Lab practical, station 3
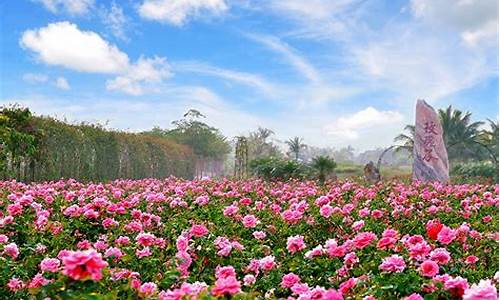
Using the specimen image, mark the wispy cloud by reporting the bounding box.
[54,77,70,90]
[22,73,49,83]
[245,33,321,83]
[137,0,228,26]
[99,2,129,41]
[35,0,95,16]
[173,61,277,95]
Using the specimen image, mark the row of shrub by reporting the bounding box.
[249,156,337,183]
[451,161,499,184]
[1,115,195,182]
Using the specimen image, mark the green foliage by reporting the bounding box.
[144,109,231,177]
[438,106,485,162]
[249,157,311,181]
[0,105,39,179]
[161,109,231,159]
[250,155,338,183]
[310,155,337,183]
[451,161,498,183]
[0,106,195,181]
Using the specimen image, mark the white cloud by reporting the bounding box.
[36,0,94,15]
[138,0,228,26]
[20,22,129,73]
[23,73,49,83]
[54,77,70,90]
[100,2,128,41]
[324,107,403,140]
[21,22,172,95]
[106,57,172,95]
[351,25,496,101]
[410,0,498,47]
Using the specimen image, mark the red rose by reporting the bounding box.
[426,221,443,240]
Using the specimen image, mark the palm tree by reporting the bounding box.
[438,106,483,162]
[311,155,337,184]
[393,125,415,157]
[285,137,306,160]
[256,127,274,141]
[393,106,484,163]
[476,119,499,165]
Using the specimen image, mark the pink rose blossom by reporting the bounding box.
[379,255,406,273]
[242,214,258,228]
[437,226,456,245]
[139,282,158,296]
[281,273,301,288]
[40,258,60,272]
[463,280,498,300]
[62,249,108,281]
[211,276,241,297]
[287,235,306,254]
[420,260,439,277]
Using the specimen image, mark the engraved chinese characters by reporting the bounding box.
[412,100,449,182]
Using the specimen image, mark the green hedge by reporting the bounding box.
[2,117,195,182]
[451,161,498,184]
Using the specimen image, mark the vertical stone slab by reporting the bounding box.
[412,99,449,182]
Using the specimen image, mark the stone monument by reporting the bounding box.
[412,99,449,182]
[364,161,381,184]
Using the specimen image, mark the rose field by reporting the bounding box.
[0,178,498,300]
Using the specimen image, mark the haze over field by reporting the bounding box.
[0,0,498,150]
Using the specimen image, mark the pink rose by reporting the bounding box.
[353,232,377,249]
[404,293,424,300]
[463,280,498,300]
[437,226,456,245]
[211,276,241,297]
[379,255,406,273]
[190,224,209,237]
[62,249,108,281]
[215,265,236,279]
[430,248,451,265]
[242,214,258,228]
[281,273,301,289]
[3,243,19,259]
[252,231,267,240]
[420,260,439,277]
[287,235,306,254]
[243,274,256,286]
[465,255,479,264]
[259,255,276,272]
[40,258,61,273]
[320,204,334,218]
[139,282,158,296]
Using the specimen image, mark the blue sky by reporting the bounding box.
[0,0,498,150]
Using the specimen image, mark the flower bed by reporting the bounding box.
[0,178,498,299]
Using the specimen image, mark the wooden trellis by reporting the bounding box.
[234,136,248,179]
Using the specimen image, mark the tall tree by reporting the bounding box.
[285,137,306,161]
[147,109,231,177]
[247,127,282,159]
[476,119,499,165]
[438,106,483,162]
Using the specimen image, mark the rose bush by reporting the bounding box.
[0,178,498,299]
